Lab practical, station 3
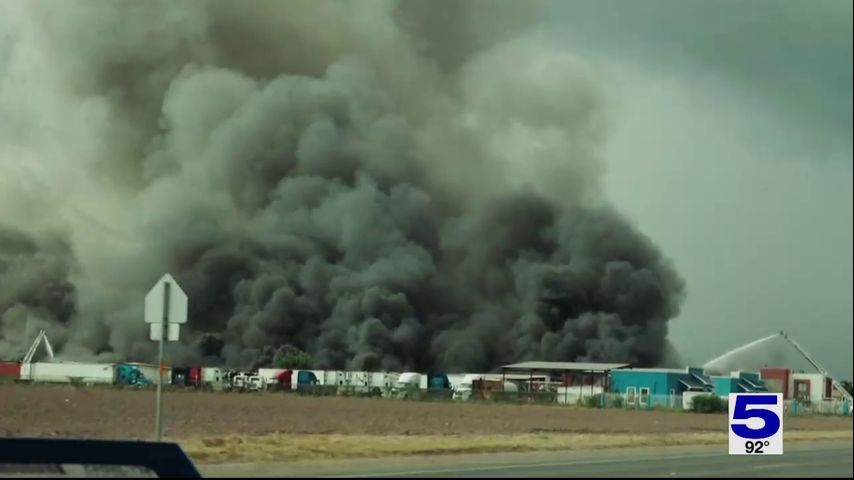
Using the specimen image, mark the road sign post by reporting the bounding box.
[154,281,169,442]
[145,274,188,443]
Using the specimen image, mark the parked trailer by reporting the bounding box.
[171,367,202,387]
[470,379,519,400]
[226,370,266,392]
[282,370,321,393]
[258,369,319,391]
[258,368,288,389]
[0,362,21,379]
[311,370,334,386]
[446,374,468,391]
[396,372,420,388]
[452,373,490,400]
[408,372,453,400]
[21,362,116,385]
[326,371,369,395]
[371,372,400,397]
[201,367,224,390]
[342,371,399,396]
[315,370,349,388]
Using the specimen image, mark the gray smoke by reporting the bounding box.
[0,0,685,370]
[0,226,76,358]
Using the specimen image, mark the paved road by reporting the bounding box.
[201,440,853,478]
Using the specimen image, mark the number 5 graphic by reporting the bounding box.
[731,394,781,439]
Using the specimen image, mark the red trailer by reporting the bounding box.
[274,370,293,391]
[0,362,22,379]
[188,367,201,387]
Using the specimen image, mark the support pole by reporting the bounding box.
[155,282,171,442]
[529,369,533,403]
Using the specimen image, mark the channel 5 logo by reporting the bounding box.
[729,393,784,455]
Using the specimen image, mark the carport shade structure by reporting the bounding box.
[499,361,630,401]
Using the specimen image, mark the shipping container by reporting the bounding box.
[23,362,116,384]
[0,362,21,379]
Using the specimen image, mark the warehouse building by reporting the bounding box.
[710,370,767,397]
[761,367,835,403]
[609,367,714,408]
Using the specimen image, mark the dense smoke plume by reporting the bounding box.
[0,0,685,371]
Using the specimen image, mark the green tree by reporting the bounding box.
[272,345,313,369]
[841,380,853,396]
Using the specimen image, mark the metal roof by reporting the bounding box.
[679,378,709,390]
[500,361,630,372]
[690,373,714,386]
[619,367,688,374]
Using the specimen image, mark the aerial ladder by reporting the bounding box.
[19,329,55,380]
[778,331,853,404]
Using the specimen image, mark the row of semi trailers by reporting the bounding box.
[2,361,595,402]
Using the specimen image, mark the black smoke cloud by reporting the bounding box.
[0,226,76,358]
[0,0,685,371]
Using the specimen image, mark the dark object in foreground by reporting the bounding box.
[0,438,201,478]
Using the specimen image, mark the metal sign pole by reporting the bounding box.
[155,282,171,442]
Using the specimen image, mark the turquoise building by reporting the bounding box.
[609,367,714,408]
[711,371,768,396]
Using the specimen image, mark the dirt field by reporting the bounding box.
[182,430,854,464]
[2,383,851,440]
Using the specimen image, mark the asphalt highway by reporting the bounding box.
[201,440,853,478]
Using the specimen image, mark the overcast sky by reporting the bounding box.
[547,0,853,378]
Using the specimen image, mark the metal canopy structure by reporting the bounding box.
[499,361,630,374]
[498,361,631,401]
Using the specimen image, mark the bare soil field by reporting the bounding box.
[183,430,854,464]
[2,383,851,440]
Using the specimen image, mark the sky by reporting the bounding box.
[0,0,848,378]
[546,0,853,379]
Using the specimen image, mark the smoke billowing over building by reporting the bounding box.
[0,0,685,371]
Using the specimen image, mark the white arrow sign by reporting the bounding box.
[145,273,188,325]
